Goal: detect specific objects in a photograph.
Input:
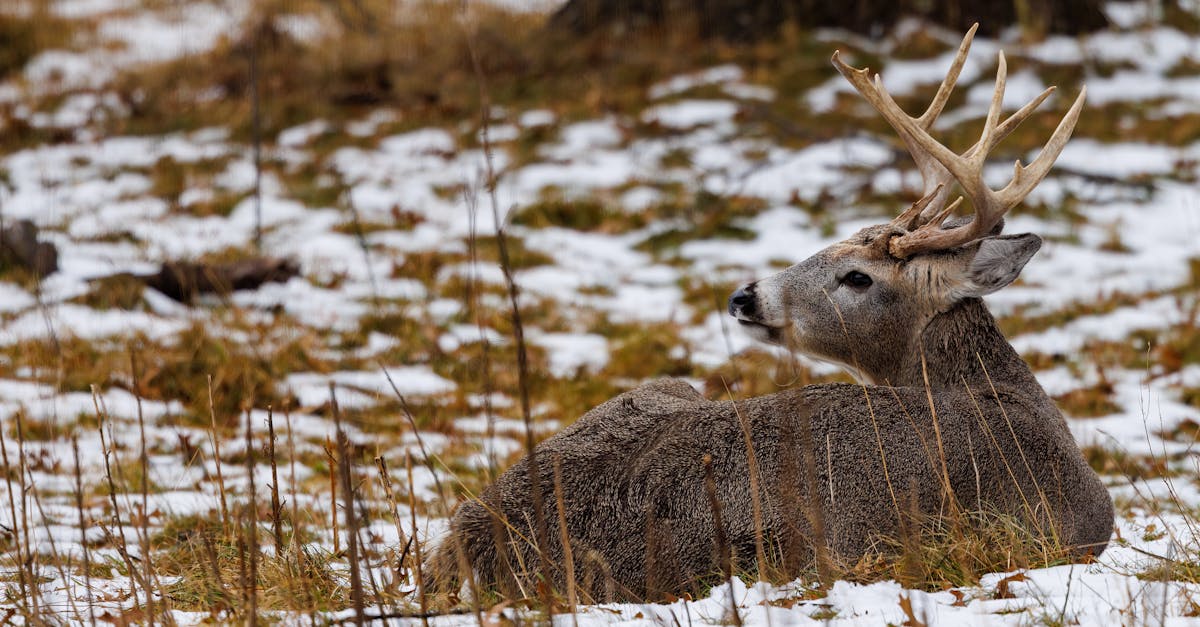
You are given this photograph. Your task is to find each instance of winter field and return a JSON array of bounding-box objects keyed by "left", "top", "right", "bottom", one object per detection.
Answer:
[{"left": 1, "top": 0, "right": 1200, "bottom": 624}]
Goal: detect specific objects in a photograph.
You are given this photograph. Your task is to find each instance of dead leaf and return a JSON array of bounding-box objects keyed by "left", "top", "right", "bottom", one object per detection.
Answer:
[
  {"left": 483, "top": 600, "right": 514, "bottom": 627},
  {"left": 993, "top": 572, "right": 1028, "bottom": 599},
  {"left": 766, "top": 597, "right": 801, "bottom": 609},
  {"left": 96, "top": 606, "right": 147, "bottom": 627},
  {"left": 898, "top": 593, "right": 926, "bottom": 627}
]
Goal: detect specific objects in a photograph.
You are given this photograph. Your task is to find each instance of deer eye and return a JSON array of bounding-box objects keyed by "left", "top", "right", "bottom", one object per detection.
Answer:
[{"left": 842, "top": 271, "right": 873, "bottom": 289}]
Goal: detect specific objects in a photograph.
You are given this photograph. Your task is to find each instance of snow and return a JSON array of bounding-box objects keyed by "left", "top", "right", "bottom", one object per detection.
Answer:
[
  {"left": 1, "top": 304, "right": 187, "bottom": 345},
  {"left": 284, "top": 367, "right": 456, "bottom": 408},
  {"left": 1054, "top": 139, "right": 1182, "bottom": 178},
  {"left": 278, "top": 119, "right": 331, "bottom": 147},
  {"left": 481, "top": 0, "right": 566, "bottom": 13},
  {"left": 519, "top": 109, "right": 557, "bottom": 127},
  {"left": 551, "top": 118, "right": 625, "bottom": 154},
  {"left": 641, "top": 99, "right": 740, "bottom": 129},
  {"left": 98, "top": 4, "right": 244, "bottom": 66},
  {"left": 4, "top": 7, "right": 1200, "bottom": 624},
  {"left": 50, "top": 0, "right": 141, "bottom": 18},
  {"left": 738, "top": 138, "right": 894, "bottom": 203},
  {"left": 648, "top": 64, "right": 745, "bottom": 99},
  {"left": 531, "top": 332, "right": 609, "bottom": 376}
]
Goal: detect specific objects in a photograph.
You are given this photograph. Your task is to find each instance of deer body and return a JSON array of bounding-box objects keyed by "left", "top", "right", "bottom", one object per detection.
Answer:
[
  {"left": 433, "top": 298, "right": 1111, "bottom": 600},
  {"left": 429, "top": 26, "right": 1113, "bottom": 601}
]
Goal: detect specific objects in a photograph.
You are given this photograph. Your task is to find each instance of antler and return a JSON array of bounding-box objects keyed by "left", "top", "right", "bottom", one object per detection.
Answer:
[{"left": 831, "top": 24, "right": 1086, "bottom": 259}]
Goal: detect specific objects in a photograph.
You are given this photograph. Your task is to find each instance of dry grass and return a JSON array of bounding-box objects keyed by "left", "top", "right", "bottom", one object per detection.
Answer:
[
  {"left": 153, "top": 512, "right": 347, "bottom": 614},
  {"left": 844, "top": 510, "right": 1079, "bottom": 592},
  {"left": 2, "top": 1, "right": 1199, "bottom": 623},
  {"left": 105, "top": 0, "right": 732, "bottom": 142}
]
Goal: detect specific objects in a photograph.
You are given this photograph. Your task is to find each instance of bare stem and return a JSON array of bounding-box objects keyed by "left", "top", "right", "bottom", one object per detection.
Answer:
[
  {"left": 208, "top": 375, "right": 230, "bottom": 532},
  {"left": 703, "top": 454, "right": 742, "bottom": 627},
  {"left": 72, "top": 436, "right": 98, "bottom": 627},
  {"left": 331, "top": 385, "right": 365, "bottom": 626}
]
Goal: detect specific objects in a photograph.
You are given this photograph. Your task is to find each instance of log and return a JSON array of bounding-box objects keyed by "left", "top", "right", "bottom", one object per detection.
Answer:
[{"left": 139, "top": 257, "right": 300, "bottom": 303}]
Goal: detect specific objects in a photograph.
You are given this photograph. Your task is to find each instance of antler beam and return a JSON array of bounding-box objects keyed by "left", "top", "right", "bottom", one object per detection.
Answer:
[{"left": 831, "top": 24, "right": 1086, "bottom": 258}]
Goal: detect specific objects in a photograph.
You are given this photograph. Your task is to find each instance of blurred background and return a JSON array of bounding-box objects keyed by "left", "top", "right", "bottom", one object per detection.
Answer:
[{"left": 2, "top": 0, "right": 1200, "bottom": 621}]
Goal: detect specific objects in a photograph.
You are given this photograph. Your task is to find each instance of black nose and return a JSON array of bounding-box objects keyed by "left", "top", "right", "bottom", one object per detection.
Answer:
[{"left": 728, "top": 284, "right": 757, "bottom": 317}]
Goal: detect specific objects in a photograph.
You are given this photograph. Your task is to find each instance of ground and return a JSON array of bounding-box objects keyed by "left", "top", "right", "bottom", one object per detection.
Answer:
[{"left": 1, "top": 0, "right": 1200, "bottom": 624}]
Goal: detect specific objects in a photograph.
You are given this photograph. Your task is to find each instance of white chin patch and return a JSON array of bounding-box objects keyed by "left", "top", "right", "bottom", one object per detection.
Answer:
[
  {"left": 736, "top": 320, "right": 782, "bottom": 345},
  {"left": 805, "top": 354, "right": 871, "bottom": 384}
]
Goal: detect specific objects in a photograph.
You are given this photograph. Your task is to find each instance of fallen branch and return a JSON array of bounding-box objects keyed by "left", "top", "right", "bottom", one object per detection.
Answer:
[
  {"left": 0, "top": 219, "right": 58, "bottom": 277},
  {"left": 134, "top": 257, "right": 299, "bottom": 303}
]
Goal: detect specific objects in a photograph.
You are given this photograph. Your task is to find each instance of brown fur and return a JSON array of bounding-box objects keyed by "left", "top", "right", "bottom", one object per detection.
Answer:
[{"left": 428, "top": 223, "right": 1113, "bottom": 601}]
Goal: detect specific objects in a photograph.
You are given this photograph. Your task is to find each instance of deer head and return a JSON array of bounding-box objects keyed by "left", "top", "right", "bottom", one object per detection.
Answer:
[{"left": 728, "top": 24, "right": 1084, "bottom": 385}]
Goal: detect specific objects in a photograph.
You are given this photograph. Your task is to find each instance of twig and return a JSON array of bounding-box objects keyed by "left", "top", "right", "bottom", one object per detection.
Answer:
[
  {"left": 199, "top": 532, "right": 229, "bottom": 616},
  {"left": 71, "top": 436, "right": 97, "bottom": 627},
  {"left": 725, "top": 379, "right": 767, "bottom": 582},
  {"left": 92, "top": 388, "right": 149, "bottom": 607},
  {"left": 249, "top": 17, "right": 263, "bottom": 252},
  {"left": 0, "top": 409, "right": 28, "bottom": 604},
  {"left": 236, "top": 504, "right": 248, "bottom": 623},
  {"left": 456, "top": 0, "right": 562, "bottom": 607},
  {"left": 244, "top": 408, "right": 259, "bottom": 626},
  {"left": 130, "top": 350, "right": 163, "bottom": 624},
  {"left": 461, "top": 186, "right": 499, "bottom": 479},
  {"left": 13, "top": 411, "right": 39, "bottom": 617},
  {"left": 331, "top": 385, "right": 365, "bottom": 626},
  {"left": 207, "top": 375, "right": 230, "bottom": 532},
  {"left": 283, "top": 404, "right": 301, "bottom": 553},
  {"left": 378, "top": 366, "right": 449, "bottom": 507},
  {"left": 406, "top": 452, "right": 430, "bottom": 627},
  {"left": 462, "top": 23, "right": 554, "bottom": 611},
  {"left": 554, "top": 456, "right": 579, "bottom": 626},
  {"left": 703, "top": 454, "right": 742, "bottom": 627},
  {"left": 266, "top": 408, "right": 284, "bottom": 556},
  {"left": 374, "top": 456, "right": 410, "bottom": 587},
  {"left": 345, "top": 190, "right": 381, "bottom": 309},
  {"left": 325, "top": 437, "right": 340, "bottom": 554}
]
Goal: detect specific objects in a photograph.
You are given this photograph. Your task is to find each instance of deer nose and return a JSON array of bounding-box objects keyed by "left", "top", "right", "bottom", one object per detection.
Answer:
[{"left": 728, "top": 284, "right": 757, "bottom": 317}]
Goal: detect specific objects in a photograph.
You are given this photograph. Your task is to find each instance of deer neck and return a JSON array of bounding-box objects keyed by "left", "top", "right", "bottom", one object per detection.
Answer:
[{"left": 884, "top": 298, "right": 1043, "bottom": 394}]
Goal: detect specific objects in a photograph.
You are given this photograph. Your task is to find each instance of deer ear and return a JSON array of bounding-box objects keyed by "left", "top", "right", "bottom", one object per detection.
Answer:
[{"left": 957, "top": 233, "right": 1042, "bottom": 298}]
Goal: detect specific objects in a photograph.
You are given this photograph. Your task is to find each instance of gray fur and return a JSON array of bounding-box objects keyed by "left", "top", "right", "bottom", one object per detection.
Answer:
[
  {"left": 953, "top": 234, "right": 1043, "bottom": 299},
  {"left": 428, "top": 225, "right": 1113, "bottom": 601}
]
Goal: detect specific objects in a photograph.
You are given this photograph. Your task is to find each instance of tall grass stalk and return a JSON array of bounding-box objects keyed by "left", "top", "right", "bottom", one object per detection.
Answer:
[
  {"left": 72, "top": 435, "right": 98, "bottom": 626},
  {"left": 244, "top": 407, "right": 260, "bottom": 626},
  {"left": 207, "top": 375, "right": 230, "bottom": 532},
  {"left": 330, "top": 385, "right": 366, "bottom": 625},
  {"left": 0, "top": 408, "right": 29, "bottom": 608},
  {"left": 92, "top": 386, "right": 147, "bottom": 609},
  {"left": 406, "top": 452, "right": 430, "bottom": 627},
  {"left": 462, "top": 6, "right": 555, "bottom": 610},
  {"left": 266, "top": 407, "right": 284, "bottom": 557}
]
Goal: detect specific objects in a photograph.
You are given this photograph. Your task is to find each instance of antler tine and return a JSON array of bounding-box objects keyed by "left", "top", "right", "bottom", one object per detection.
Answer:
[
  {"left": 915, "top": 22, "right": 978, "bottom": 130},
  {"left": 976, "top": 86, "right": 1055, "bottom": 157},
  {"left": 831, "top": 52, "right": 955, "bottom": 221},
  {"left": 975, "top": 51, "right": 1008, "bottom": 169},
  {"left": 893, "top": 183, "right": 946, "bottom": 231},
  {"left": 993, "top": 86, "right": 1087, "bottom": 210},
  {"left": 832, "top": 26, "right": 977, "bottom": 225}
]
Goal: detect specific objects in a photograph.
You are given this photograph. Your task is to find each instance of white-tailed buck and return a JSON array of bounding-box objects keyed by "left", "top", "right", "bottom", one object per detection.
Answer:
[{"left": 430, "top": 25, "right": 1113, "bottom": 601}]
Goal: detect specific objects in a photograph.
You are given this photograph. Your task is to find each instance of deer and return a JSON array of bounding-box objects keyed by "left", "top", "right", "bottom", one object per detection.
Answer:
[{"left": 428, "top": 25, "right": 1114, "bottom": 602}]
